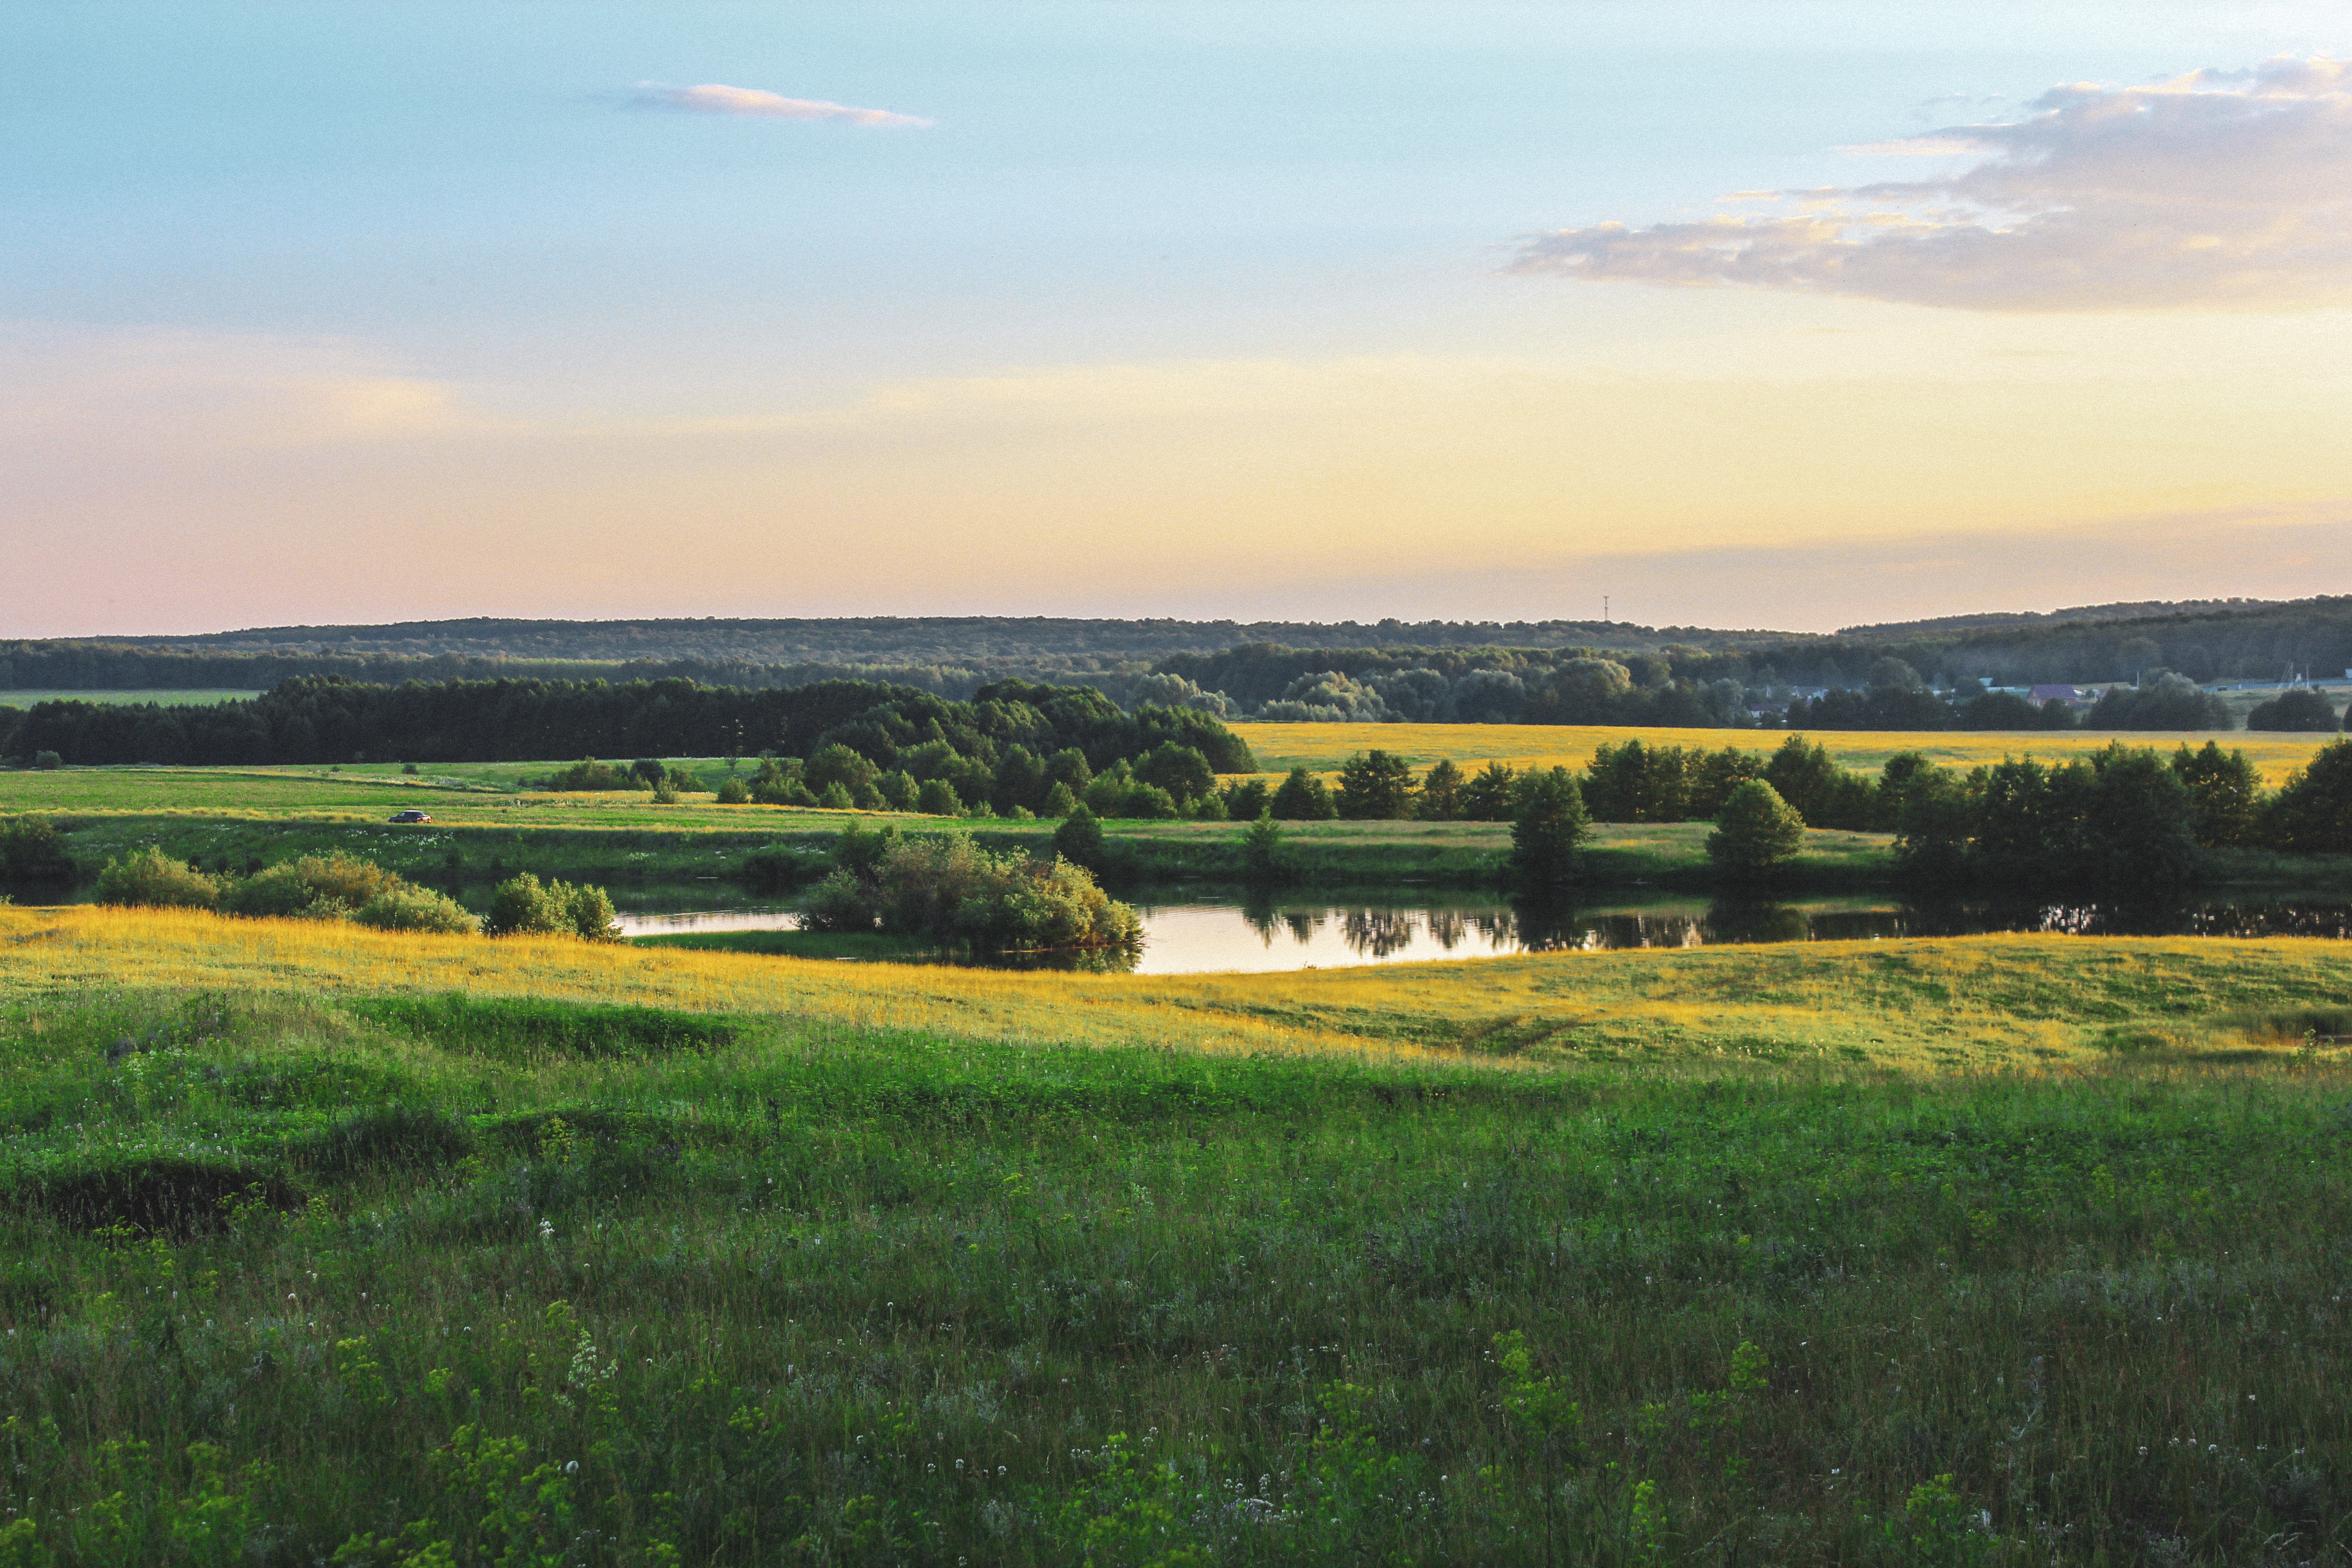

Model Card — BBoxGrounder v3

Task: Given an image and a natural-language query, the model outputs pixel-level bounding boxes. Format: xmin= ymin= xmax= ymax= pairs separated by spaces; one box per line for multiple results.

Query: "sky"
xmin=6 ymin=1 xmax=2352 ymax=637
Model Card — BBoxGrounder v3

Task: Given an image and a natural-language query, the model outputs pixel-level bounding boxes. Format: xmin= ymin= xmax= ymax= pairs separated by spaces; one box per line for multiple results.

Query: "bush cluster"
xmin=93 ymin=849 xmax=479 ymax=933
xmin=800 ymin=826 xmax=1139 ymax=952
xmin=482 ymin=873 xmax=622 ymax=941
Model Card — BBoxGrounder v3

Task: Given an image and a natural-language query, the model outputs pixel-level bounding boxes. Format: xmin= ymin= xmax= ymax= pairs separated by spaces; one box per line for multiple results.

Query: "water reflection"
xmin=593 ymin=890 xmax=2352 ymax=975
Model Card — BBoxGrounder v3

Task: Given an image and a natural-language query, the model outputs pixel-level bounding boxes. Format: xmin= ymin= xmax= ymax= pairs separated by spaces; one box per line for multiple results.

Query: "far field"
xmin=1231 ymin=721 xmax=2341 ymax=786
xmin=0 ymin=687 xmax=260 ymax=708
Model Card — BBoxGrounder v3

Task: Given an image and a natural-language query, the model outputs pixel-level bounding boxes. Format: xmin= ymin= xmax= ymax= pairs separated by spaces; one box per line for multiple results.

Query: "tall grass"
xmin=6 ymin=904 xmax=2352 ymax=1072
xmin=2 ymin=986 xmax=2348 ymax=1563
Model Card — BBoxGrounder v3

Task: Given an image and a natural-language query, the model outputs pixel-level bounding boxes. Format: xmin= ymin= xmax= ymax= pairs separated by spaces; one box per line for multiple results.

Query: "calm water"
xmin=614 ymin=892 xmax=2352 ymax=975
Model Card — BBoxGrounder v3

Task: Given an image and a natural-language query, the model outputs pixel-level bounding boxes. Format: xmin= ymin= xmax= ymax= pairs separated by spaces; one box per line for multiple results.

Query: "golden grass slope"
xmin=1231 ymin=722 xmax=2337 ymax=786
xmin=5 ymin=904 xmax=2347 ymax=1072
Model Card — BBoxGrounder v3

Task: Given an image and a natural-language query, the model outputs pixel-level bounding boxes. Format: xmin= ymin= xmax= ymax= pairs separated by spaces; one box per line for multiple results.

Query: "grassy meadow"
xmin=0 ymin=689 xmax=262 ymax=710
xmin=3 ymin=906 xmax=2352 ymax=1564
xmin=0 ymin=764 xmax=1906 ymax=894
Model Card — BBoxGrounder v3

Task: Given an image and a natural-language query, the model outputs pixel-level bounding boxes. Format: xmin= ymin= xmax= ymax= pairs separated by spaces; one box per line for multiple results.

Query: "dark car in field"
xmin=387 ymin=809 xmax=431 ymax=823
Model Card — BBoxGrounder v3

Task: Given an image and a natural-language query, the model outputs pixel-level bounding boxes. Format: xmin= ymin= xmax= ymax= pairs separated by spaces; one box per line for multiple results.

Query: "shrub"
xmin=354 ymin=885 xmax=479 ymax=935
xmin=31 ymin=750 xmax=62 ymax=771
xmin=1707 ymin=781 xmax=1806 ymax=880
xmin=223 ymin=852 xmax=402 ymax=919
xmin=1509 ymin=767 xmax=1589 ymax=890
xmin=543 ymin=758 xmax=633 ymax=791
xmin=801 ymin=833 xmax=1137 ymax=951
xmin=747 ymin=757 xmax=815 ymax=807
xmin=818 ymin=782 xmax=857 ymax=810
xmin=95 ymin=847 xmax=224 ymax=910
xmin=2246 ymin=688 xmax=2342 ymax=732
xmin=0 ymin=815 xmax=75 ymax=881
xmin=484 ymin=873 xmax=622 ymax=941
xmin=651 ymin=780 xmax=680 ymax=804
xmin=916 ymin=778 xmax=960 ymax=815
xmin=714 ymin=777 xmax=751 ymax=804
xmin=1123 ymin=783 xmax=1180 ymax=819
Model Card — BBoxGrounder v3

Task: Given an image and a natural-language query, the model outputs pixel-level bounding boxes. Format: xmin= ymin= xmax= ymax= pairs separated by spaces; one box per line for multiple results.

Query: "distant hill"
xmin=56 ymin=615 xmax=1820 ymax=662
xmin=1840 ymin=599 xmax=2281 ymax=639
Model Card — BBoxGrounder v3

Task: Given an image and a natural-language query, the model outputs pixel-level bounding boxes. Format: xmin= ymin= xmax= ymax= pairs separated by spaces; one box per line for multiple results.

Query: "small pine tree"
xmin=1041 ymin=780 xmax=1079 ymax=818
xmin=1241 ymin=813 xmax=1285 ymax=882
xmin=1707 ymin=780 xmax=1807 ymax=880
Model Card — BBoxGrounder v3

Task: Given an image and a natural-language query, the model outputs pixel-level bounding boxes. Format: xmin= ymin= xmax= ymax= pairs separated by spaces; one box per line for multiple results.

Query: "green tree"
xmin=1891 ymin=768 xmax=1973 ymax=886
xmin=1220 ymin=777 xmax=1270 ymax=820
xmin=2246 ymin=688 xmax=2341 ymax=733
xmin=714 ymin=776 xmax=751 ymax=804
xmin=2170 ymin=741 xmax=2261 ymax=847
xmin=1509 ymin=767 xmax=1589 ymax=890
xmin=1241 ymin=813 xmax=1285 ymax=882
xmin=1458 ymin=761 xmax=1520 ymax=821
xmin=1041 ymin=780 xmax=1079 ymax=818
xmin=1269 ymin=767 xmax=1337 ymax=821
xmin=2082 ymin=745 xmax=2201 ymax=893
xmin=1054 ymin=804 xmax=1105 ymax=869
xmin=1335 ymin=750 xmax=1416 ymax=819
xmin=916 ymin=778 xmax=960 ymax=815
xmin=2265 ymin=739 xmax=2352 ymax=853
xmin=1416 ymin=759 xmax=1464 ymax=820
xmin=1706 ymin=781 xmax=1806 ymax=881
xmin=1135 ymin=743 xmax=1215 ymax=806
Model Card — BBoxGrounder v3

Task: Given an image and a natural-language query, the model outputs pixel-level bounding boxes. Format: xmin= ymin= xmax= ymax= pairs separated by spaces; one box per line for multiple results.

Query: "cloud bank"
xmin=1511 ymin=56 xmax=2352 ymax=310
xmin=632 ymin=83 xmax=931 ymax=127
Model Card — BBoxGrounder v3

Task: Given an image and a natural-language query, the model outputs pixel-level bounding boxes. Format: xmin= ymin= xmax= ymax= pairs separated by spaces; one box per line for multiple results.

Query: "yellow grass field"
xmin=7 ymin=903 xmax=2347 ymax=1072
xmin=1233 ymin=721 xmax=2340 ymax=786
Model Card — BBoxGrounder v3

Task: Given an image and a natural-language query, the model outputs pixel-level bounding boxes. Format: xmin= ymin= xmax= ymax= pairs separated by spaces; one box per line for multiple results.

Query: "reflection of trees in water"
xmin=1146 ymin=892 xmax=2352 ymax=971
xmin=1341 ymin=907 xmax=1422 ymax=957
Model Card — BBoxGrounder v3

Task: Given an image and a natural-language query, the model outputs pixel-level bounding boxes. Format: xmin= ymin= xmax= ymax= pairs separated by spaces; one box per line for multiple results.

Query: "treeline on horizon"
xmin=10 ymin=596 xmax=2350 ymax=716
xmin=0 ymin=676 xmax=1256 ymax=779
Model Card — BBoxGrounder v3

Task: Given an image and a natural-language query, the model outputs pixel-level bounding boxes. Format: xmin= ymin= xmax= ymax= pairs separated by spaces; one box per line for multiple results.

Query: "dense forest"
xmin=0 ymin=677 xmax=1255 ymax=779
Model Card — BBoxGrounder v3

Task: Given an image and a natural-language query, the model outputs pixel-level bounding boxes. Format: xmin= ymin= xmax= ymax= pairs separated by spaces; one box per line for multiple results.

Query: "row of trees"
xmin=0 ymin=676 xmax=1255 ymax=777
xmin=725 ymin=738 xmax=1228 ymax=820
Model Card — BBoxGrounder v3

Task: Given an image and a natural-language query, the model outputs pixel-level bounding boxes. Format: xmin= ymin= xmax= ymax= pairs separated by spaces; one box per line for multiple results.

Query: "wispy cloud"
xmin=630 ymin=83 xmax=931 ymax=128
xmin=1510 ymin=55 xmax=2352 ymax=310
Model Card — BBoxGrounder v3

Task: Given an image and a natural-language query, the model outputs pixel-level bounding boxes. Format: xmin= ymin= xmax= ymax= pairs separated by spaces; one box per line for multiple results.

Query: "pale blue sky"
xmin=7 ymin=3 xmax=2351 ymax=633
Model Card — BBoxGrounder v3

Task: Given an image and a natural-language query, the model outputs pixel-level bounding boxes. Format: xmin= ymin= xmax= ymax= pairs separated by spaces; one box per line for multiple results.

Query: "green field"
xmin=0 ymin=762 xmax=1906 ymax=894
xmin=2 ymin=905 xmax=2351 ymax=1563
xmin=0 ymin=688 xmax=261 ymax=709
